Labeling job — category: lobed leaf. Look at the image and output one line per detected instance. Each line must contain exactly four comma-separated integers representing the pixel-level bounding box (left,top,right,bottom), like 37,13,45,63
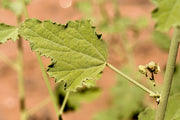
0,23,19,44
19,18,108,91
152,0,180,31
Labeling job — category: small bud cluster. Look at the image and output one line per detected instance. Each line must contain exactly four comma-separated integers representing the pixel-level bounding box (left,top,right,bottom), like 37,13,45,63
138,61,160,77
139,61,161,104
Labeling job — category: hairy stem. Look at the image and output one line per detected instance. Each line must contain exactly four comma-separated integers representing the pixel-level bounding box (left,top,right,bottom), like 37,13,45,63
59,91,70,120
106,63,158,97
155,27,180,120
36,53,59,116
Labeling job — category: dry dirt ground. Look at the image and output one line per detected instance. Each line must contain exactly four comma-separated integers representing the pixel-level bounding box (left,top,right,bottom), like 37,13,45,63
0,0,180,120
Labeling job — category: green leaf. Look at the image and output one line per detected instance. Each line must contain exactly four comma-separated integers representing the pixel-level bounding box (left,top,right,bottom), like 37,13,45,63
138,108,156,120
93,109,119,120
152,0,180,31
164,94,180,120
55,82,101,111
138,94,180,120
1,0,24,16
0,23,19,44
152,31,171,51
68,87,101,109
171,109,180,120
19,18,108,91
170,65,180,95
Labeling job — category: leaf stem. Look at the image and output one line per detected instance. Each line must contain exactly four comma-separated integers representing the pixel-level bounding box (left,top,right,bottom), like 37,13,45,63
155,26,180,120
59,91,70,120
36,53,59,116
106,63,158,97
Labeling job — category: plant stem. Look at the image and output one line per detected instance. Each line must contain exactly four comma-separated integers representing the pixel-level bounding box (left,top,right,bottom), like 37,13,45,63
155,26,180,120
21,0,60,118
17,36,26,120
36,53,59,116
59,91,70,120
106,63,158,97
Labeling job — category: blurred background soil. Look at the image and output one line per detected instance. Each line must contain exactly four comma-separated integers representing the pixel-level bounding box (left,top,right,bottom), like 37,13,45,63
0,0,180,120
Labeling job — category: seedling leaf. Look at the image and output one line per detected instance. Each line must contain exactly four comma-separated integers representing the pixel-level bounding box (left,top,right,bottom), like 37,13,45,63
19,18,108,91
152,0,180,31
0,23,19,44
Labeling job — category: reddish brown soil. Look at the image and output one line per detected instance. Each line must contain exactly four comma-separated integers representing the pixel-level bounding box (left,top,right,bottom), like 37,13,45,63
0,0,180,120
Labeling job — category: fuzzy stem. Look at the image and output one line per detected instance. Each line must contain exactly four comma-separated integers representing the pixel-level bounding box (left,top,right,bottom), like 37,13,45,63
155,27,180,120
106,63,158,97
59,91,70,120
36,53,59,116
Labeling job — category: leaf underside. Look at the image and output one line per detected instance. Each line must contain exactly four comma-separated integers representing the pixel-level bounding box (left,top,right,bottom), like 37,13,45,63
0,23,19,44
152,0,180,31
19,19,108,91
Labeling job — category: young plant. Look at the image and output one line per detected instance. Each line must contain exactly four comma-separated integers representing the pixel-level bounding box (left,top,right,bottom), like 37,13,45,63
0,0,180,120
